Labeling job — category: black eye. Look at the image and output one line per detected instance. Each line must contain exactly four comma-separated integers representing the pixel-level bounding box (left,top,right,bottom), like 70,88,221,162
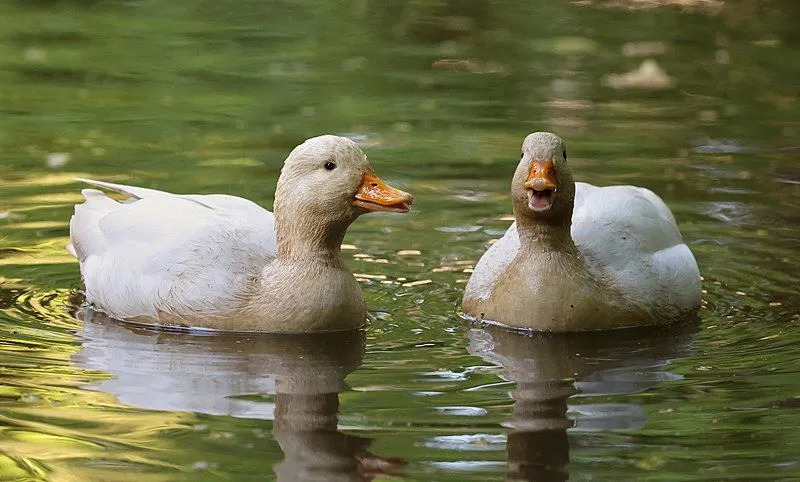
520,153,524,160
324,161,336,171
563,150,567,161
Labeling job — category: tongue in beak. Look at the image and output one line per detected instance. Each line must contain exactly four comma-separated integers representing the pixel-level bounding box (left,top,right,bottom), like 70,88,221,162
353,171,414,213
523,159,557,212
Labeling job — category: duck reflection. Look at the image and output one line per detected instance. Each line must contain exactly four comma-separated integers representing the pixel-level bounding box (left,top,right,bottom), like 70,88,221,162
71,308,405,481
468,322,697,481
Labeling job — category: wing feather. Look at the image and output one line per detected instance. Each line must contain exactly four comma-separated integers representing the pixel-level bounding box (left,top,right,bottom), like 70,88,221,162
69,181,276,321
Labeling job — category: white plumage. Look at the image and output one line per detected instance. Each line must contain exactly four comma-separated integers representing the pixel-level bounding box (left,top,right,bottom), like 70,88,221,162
68,178,277,321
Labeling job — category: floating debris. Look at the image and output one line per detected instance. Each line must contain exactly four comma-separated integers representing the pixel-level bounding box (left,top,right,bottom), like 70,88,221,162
190,461,218,471
341,244,357,250
752,38,781,48
397,250,421,256
402,280,432,287
46,152,71,169
352,273,387,280
603,59,674,90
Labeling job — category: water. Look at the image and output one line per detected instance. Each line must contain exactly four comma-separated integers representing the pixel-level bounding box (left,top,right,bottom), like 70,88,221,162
1,0,799,479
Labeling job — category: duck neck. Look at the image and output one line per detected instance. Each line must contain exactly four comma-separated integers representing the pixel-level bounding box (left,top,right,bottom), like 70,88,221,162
275,214,348,267
515,216,579,257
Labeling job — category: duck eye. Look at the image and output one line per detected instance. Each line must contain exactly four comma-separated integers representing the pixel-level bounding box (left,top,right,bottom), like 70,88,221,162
324,161,336,171
520,153,524,160
563,150,567,161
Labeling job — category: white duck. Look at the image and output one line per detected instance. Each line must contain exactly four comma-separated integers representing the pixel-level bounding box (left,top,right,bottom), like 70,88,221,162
67,135,413,333
462,132,700,331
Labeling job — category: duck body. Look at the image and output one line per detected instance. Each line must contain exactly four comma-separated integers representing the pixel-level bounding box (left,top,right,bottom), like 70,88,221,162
463,133,700,331
68,135,413,333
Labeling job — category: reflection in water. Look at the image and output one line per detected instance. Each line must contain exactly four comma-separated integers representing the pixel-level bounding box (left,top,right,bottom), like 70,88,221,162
71,309,406,481
469,322,697,481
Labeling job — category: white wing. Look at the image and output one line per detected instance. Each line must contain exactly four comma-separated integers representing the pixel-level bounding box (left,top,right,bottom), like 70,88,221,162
68,180,277,321
571,182,700,316
464,182,700,315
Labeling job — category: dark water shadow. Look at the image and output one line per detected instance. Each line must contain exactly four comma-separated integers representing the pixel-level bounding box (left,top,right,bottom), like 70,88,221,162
71,308,406,481
468,322,698,481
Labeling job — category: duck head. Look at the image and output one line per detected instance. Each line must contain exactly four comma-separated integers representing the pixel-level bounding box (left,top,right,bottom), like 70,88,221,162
511,132,574,225
275,135,413,225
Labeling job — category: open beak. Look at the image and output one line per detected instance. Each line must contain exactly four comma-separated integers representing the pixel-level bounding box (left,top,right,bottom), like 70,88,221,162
523,159,557,212
353,171,413,213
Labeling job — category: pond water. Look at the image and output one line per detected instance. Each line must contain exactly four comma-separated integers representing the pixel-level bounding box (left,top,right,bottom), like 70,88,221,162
1,0,799,480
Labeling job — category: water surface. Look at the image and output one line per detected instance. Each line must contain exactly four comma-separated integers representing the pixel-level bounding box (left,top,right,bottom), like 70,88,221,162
1,0,799,480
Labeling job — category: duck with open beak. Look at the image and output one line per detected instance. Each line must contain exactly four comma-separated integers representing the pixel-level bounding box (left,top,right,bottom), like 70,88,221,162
524,159,558,212
353,171,414,213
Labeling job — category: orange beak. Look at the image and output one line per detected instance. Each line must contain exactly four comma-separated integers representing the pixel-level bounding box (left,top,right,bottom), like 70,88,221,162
353,171,413,213
523,159,557,191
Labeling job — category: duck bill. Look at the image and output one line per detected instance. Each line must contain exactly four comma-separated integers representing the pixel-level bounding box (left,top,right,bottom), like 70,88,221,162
353,171,413,213
523,159,557,212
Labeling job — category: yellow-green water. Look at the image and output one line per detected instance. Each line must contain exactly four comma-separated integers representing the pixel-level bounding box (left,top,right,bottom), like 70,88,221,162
1,0,799,480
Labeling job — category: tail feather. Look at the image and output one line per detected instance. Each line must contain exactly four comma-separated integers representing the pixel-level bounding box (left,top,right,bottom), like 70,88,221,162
68,188,121,261
74,178,168,200
68,178,214,261
74,178,213,208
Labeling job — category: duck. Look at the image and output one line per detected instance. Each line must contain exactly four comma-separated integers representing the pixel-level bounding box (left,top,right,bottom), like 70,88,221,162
462,132,701,331
67,135,413,333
